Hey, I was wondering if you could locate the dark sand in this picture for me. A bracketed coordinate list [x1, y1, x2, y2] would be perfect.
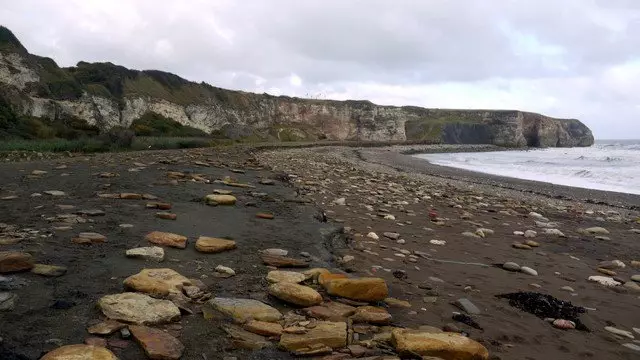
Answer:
[1, 144, 639, 360]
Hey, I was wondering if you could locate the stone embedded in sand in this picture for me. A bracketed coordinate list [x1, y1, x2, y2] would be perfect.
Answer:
[323, 277, 388, 302]
[76, 209, 105, 217]
[502, 262, 521, 272]
[303, 302, 356, 321]
[598, 260, 625, 270]
[544, 229, 565, 237]
[98, 292, 180, 325]
[256, 212, 274, 219]
[120, 193, 143, 200]
[31, 264, 67, 277]
[318, 272, 348, 286]
[145, 231, 187, 249]
[195, 236, 237, 253]
[261, 248, 288, 257]
[279, 321, 347, 352]
[205, 194, 237, 206]
[206, 297, 282, 323]
[40, 344, 117, 360]
[604, 326, 635, 339]
[454, 298, 481, 315]
[222, 324, 272, 350]
[130, 325, 184, 360]
[512, 242, 532, 250]
[581, 227, 610, 235]
[243, 320, 284, 337]
[383, 232, 400, 240]
[214, 265, 236, 277]
[391, 328, 489, 359]
[597, 268, 617, 276]
[552, 319, 576, 330]
[520, 266, 538, 276]
[524, 230, 537, 238]
[268, 282, 322, 307]
[624, 281, 640, 293]
[384, 297, 412, 308]
[0, 292, 18, 311]
[124, 268, 192, 296]
[266, 270, 309, 284]
[588, 275, 621, 287]
[73, 232, 107, 244]
[88, 320, 126, 335]
[366, 232, 379, 240]
[44, 190, 66, 196]
[525, 240, 540, 247]
[155, 212, 177, 220]
[350, 306, 392, 324]
[261, 253, 309, 268]
[631, 275, 640, 282]
[126, 247, 165, 262]
[0, 252, 34, 273]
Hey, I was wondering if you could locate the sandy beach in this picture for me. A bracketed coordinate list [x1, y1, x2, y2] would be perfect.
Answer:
[1, 144, 639, 359]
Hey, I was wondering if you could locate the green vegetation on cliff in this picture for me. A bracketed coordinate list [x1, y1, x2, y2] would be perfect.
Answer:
[130, 112, 207, 137]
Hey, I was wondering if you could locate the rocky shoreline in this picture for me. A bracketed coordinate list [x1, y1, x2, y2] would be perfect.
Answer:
[1, 144, 639, 359]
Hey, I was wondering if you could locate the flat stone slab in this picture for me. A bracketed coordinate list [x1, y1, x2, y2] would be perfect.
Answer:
[205, 297, 282, 323]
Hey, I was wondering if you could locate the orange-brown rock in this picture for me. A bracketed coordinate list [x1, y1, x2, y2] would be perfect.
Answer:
[130, 325, 185, 360]
[392, 329, 489, 360]
[318, 272, 348, 286]
[145, 231, 187, 249]
[323, 278, 388, 302]
[195, 236, 237, 253]
[0, 251, 34, 273]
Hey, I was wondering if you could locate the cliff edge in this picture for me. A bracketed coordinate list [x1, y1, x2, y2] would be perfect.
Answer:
[0, 26, 594, 147]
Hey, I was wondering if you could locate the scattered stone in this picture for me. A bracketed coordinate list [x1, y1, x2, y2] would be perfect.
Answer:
[0, 252, 34, 273]
[279, 321, 347, 352]
[544, 229, 565, 237]
[513, 242, 532, 250]
[525, 240, 540, 247]
[215, 265, 236, 277]
[597, 268, 617, 276]
[40, 344, 117, 360]
[243, 320, 284, 337]
[205, 297, 282, 322]
[98, 292, 181, 325]
[0, 275, 27, 291]
[366, 232, 379, 240]
[222, 324, 272, 350]
[73, 232, 107, 244]
[261, 248, 288, 257]
[502, 262, 521, 272]
[552, 319, 576, 330]
[333, 198, 346, 206]
[195, 237, 237, 253]
[120, 193, 143, 200]
[454, 298, 481, 315]
[269, 282, 323, 306]
[391, 328, 489, 359]
[205, 194, 237, 206]
[623, 281, 640, 292]
[524, 230, 537, 238]
[261, 253, 309, 268]
[461, 231, 481, 238]
[145, 231, 187, 249]
[87, 320, 126, 335]
[384, 297, 412, 308]
[513, 231, 525, 236]
[604, 326, 635, 339]
[155, 212, 177, 220]
[323, 277, 388, 302]
[303, 302, 356, 321]
[631, 275, 640, 282]
[588, 276, 621, 287]
[0, 292, 17, 311]
[126, 247, 165, 262]
[31, 264, 67, 277]
[129, 325, 184, 360]
[383, 232, 400, 240]
[44, 190, 66, 196]
[520, 266, 538, 276]
[76, 209, 106, 216]
[256, 212, 274, 219]
[582, 227, 610, 235]
[622, 343, 640, 352]
[266, 270, 309, 284]
[429, 239, 446, 246]
[124, 268, 192, 296]
[598, 260, 625, 270]
[561, 286, 575, 292]
[350, 306, 392, 324]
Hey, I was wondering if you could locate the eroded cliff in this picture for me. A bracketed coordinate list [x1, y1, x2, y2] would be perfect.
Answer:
[0, 26, 594, 147]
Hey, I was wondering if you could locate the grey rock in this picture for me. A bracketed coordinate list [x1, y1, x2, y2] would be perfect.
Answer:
[120, 327, 131, 339]
[0, 276, 27, 291]
[605, 326, 635, 339]
[454, 298, 481, 315]
[520, 266, 538, 276]
[622, 343, 640, 352]
[126, 247, 165, 262]
[261, 248, 288, 257]
[0, 292, 17, 311]
[76, 209, 106, 216]
[383, 232, 400, 240]
[503, 262, 521, 272]
[44, 190, 66, 196]
[630, 274, 640, 282]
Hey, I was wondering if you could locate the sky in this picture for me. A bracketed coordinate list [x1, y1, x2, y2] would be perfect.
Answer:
[1, 0, 639, 139]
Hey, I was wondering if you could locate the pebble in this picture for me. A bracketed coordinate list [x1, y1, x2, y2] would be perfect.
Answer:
[561, 286, 575, 292]
[503, 262, 521, 272]
[513, 231, 525, 236]
[215, 265, 236, 277]
[383, 232, 400, 240]
[588, 276, 621, 287]
[0, 292, 17, 311]
[520, 266, 538, 276]
[261, 248, 288, 257]
[598, 260, 625, 270]
[454, 298, 481, 315]
[366, 232, 379, 240]
[552, 319, 576, 330]
[429, 240, 446, 246]
[524, 230, 537, 238]
[622, 343, 640, 352]
[631, 275, 640, 282]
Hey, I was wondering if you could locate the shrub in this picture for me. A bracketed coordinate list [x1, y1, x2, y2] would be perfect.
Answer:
[99, 127, 135, 149]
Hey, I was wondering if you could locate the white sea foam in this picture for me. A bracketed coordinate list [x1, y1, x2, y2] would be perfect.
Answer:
[414, 140, 640, 195]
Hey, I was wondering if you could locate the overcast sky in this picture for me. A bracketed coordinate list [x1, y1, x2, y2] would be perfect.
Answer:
[2, 0, 639, 139]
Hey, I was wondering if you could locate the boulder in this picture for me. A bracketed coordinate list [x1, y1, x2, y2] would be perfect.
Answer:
[124, 268, 192, 296]
[0, 252, 34, 273]
[130, 325, 184, 360]
[268, 282, 323, 307]
[323, 277, 388, 302]
[279, 321, 347, 351]
[98, 292, 181, 325]
[391, 329, 489, 359]
[318, 272, 348, 286]
[40, 344, 117, 360]
[205, 297, 282, 323]
[125, 247, 165, 262]
[195, 237, 237, 253]
[145, 231, 187, 249]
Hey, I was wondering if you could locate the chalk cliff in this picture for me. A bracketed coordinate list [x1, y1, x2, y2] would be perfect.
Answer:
[0, 26, 594, 147]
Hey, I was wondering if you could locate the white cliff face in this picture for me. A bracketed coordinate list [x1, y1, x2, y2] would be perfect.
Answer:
[0, 53, 39, 90]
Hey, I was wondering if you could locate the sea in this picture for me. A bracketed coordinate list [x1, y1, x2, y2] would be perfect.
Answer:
[414, 140, 640, 195]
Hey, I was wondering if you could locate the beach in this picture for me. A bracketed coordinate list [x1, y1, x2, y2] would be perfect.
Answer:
[1, 144, 639, 359]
